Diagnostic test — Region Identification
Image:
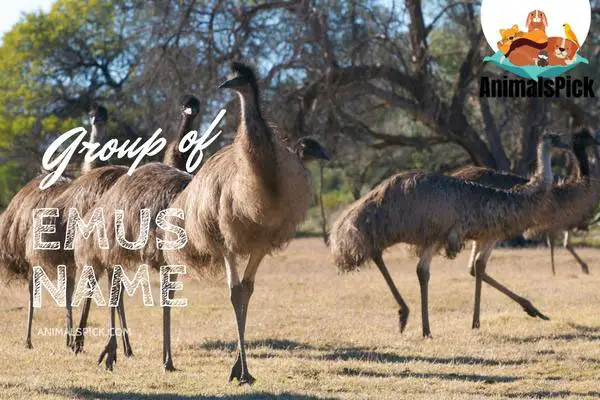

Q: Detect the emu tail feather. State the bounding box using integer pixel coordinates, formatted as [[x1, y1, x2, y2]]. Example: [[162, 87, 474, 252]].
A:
[[330, 204, 376, 272]]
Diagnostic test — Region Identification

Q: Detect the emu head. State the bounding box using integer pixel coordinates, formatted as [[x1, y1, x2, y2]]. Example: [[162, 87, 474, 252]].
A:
[[89, 103, 108, 125], [218, 62, 259, 94], [294, 138, 331, 162], [180, 94, 200, 116]]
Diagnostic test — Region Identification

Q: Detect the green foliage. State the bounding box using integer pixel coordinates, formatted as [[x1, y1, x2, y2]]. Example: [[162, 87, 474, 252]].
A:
[[0, 0, 135, 206]]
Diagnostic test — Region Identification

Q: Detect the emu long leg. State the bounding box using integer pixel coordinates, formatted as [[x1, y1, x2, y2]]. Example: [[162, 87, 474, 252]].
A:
[[471, 240, 495, 329], [72, 297, 92, 354], [547, 233, 556, 275], [98, 271, 118, 370], [25, 276, 34, 349], [564, 231, 590, 274], [117, 281, 133, 357], [229, 251, 265, 384], [163, 286, 175, 371], [470, 247, 549, 321], [225, 251, 255, 385], [72, 275, 97, 354], [416, 246, 436, 338], [65, 272, 75, 347], [372, 252, 410, 333]]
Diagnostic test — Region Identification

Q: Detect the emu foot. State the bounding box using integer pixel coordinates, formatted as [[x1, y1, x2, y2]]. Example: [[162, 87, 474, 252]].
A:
[[472, 319, 481, 329], [520, 299, 550, 320], [123, 345, 134, 358], [98, 336, 118, 371], [164, 360, 177, 372], [122, 336, 133, 358], [66, 333, 73, 348], [398, 308, 409, 333], [71, 333, 85, 354], [581, 263, 590, 275], [228, 354, 255, 385], [24, 339, 33, 349]]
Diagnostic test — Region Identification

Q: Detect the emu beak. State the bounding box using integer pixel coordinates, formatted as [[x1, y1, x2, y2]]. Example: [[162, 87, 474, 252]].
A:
[[218, 76, 245, 89]]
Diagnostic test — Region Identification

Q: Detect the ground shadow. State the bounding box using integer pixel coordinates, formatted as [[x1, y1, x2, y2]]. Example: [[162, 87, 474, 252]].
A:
[[71, 388, 335, 400], [200, 339, 314, 352], [497, 333, 600, 344], [501, 391, 600, 398], [197, 339, 530, 366], [337, 367, 519, 383], [568, 323, 600, 334]]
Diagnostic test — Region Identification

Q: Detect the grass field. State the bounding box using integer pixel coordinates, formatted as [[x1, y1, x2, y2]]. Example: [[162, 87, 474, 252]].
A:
[[0, 238, 599, 399]]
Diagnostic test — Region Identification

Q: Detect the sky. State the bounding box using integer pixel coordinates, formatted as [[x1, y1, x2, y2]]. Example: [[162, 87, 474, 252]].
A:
[[0, 0, 53, 35]]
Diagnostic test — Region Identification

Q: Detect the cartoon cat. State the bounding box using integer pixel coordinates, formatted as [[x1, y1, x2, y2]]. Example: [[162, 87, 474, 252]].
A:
[[497, 25, 524, 54]]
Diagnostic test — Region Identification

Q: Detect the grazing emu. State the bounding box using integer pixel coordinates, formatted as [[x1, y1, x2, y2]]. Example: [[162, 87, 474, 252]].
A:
[[329, 133, 568, 337], [0, 105, 109, 349], [73, 95, 201, 371], [453, 129, 600, 328], [164, 62, 330, 384]]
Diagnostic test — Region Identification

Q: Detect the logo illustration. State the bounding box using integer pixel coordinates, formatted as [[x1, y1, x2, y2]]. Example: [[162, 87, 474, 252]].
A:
[[481, 0, 591, 79]]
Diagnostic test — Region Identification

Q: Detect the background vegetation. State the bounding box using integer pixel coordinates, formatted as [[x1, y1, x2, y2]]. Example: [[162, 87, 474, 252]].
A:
[[1, 0, 599, 235]]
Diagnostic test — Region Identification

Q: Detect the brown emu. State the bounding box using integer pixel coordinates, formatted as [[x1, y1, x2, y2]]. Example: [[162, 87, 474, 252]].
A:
[[23, 104, 135, 354], [0, 104, 109, 349], [164, 62, 331, 384], [67, 96, 202, 356], [453, 129, 600, 328], [329, 133, 567, 337], [73, 95, 201, 371]]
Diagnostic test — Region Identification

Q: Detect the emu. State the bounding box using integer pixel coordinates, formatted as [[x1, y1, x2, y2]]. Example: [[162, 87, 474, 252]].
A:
[[329, 133, 568, 337], [453, 129, 600, 328], [165, 62, 331, 383], [0, 104, 108, 349], [73, 95, 201, 370]]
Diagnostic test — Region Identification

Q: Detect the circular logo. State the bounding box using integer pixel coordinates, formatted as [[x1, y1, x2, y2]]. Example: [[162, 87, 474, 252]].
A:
[[481, 0, 591, 50], [480, 0, 591, 78]]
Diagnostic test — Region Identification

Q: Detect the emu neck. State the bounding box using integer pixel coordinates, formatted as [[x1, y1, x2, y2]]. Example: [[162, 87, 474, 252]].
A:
[[573, 145, 590, 177], [533, 141, 553, 187], [235, 89, 278, 194], [593, 144, 600, 177], [81, 123, 107, 173], [164, 113, 195, 170]]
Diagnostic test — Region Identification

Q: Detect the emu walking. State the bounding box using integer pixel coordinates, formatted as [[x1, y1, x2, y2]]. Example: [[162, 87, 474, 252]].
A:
[[453, 129, 600, 328], [23, 105, 136, 354], [0, 105, 108, 349], [74, 95, 201, 371], [165, 62, 330, 383], [329, 134, 567, 337], [68, 96, 201, 356]]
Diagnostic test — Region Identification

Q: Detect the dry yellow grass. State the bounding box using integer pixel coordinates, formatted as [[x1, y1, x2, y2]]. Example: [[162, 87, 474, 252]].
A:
[[0, 238, 599, 399]]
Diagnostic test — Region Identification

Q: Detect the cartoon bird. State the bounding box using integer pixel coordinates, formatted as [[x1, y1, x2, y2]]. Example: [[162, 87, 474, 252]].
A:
[[563, 24, 580, 47]]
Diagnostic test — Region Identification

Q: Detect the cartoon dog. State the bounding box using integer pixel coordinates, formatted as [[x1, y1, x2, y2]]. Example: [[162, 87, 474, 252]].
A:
[[547, 36, 579, 65], [497, 25, 524, 54], [526, 9, 548, 32]]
